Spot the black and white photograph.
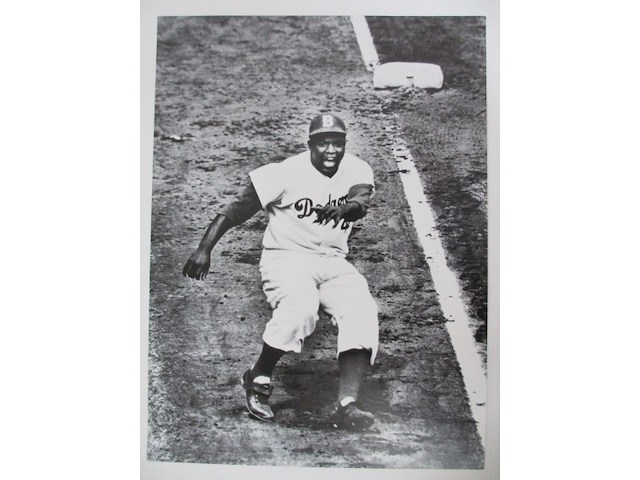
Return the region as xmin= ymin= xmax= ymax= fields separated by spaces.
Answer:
xmin=7 ymin=1 xmax=640 ymax=479
xmin=143 ymin=6 xmax=496 ymax=475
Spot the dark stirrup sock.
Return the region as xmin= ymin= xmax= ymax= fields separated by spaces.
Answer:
xmin=338 ymin=348 xmax=371 ymax=403
xmin=250 ymin=342 xmax=286 ymax=380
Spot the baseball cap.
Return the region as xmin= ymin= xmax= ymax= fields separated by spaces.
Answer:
xmin=309 ymin=113 xmax=347 ymax=137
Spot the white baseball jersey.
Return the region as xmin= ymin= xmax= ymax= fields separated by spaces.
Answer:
xmin=249 ymin=151 xmax=374 ymax=258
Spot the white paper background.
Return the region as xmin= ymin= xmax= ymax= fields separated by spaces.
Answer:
xmin=2 ymin=0 xmax=639 ymax=479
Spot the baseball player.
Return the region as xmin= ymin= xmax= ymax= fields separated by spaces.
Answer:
xmin=183 ymin=113 xmax=379 ymax=430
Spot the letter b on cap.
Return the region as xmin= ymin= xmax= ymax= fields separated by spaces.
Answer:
xmin=309 ymin=113 xmax=347 ymax=137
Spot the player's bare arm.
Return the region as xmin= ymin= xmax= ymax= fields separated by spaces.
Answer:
xmin=182 ymin=215 xmax=232 ymax=280
xmin=183 ymin=182 xmax=261 ymax=280
xmin=313 ymin=183 xmax=374 ymax=227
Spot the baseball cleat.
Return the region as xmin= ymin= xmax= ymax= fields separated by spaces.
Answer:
xmin=329 ymin=402 xmax=375 ymax=431
xmin=241 ymin=370 xmax=274 ymax=422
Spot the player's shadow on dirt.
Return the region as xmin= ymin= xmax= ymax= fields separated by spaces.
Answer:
xmin=270 ymin=357 xmax=396 ymax=431
xmin=233 ymin=315 xmax=409 ymax=430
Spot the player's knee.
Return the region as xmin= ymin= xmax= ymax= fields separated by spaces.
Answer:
xmin=336 ymin=301 xmax=378 ymax=335
xmin=366 ymin=297 xmax=378 ymax=319
xmin=364 ymin=311 xmax=379 ymax=338
xmin=357 ymin=296 xmax=379 ymax=325
xmin=278 ymin=298 xmax=319 ymax=324
xmin=361 ymin=300 xmax=379 ymax=341
xmin=291 ymin=302 xmax=320 ymax=323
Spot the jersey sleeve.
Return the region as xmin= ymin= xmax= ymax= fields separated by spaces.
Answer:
xmin=361 ymin=163 xmax=375 ymax=188
xmin=353 ymin=157 xmax=375 ymax=190
xmin=248 ymin=162 xmax=287 ymax=208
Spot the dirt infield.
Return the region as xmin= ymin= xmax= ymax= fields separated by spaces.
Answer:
xmin=147 ymin=16 xmax=486 ymax=468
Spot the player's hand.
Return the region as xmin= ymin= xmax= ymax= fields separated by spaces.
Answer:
xmin=312 ymin=205 xmax=351 ymax=228
xmin=182 ymin=248 xmax=211 ymax=280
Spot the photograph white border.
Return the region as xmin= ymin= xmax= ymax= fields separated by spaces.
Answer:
xmin=140 ymin=1 xmax=499 ymax=478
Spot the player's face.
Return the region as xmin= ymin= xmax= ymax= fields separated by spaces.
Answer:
xmin=309 ymin=134 xmax=347 ymax=177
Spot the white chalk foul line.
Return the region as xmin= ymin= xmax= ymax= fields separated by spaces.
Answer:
xmin=386 ymin=120 xmax=487 ymax=446
xmin=350 ymin=16 xmax=380 ymax=72
xmin=350 ymin=16 xmax=487 ymax=447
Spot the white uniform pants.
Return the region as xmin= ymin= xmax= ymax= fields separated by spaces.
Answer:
xmin=259 ymin=250 xmax=379 ymax=364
